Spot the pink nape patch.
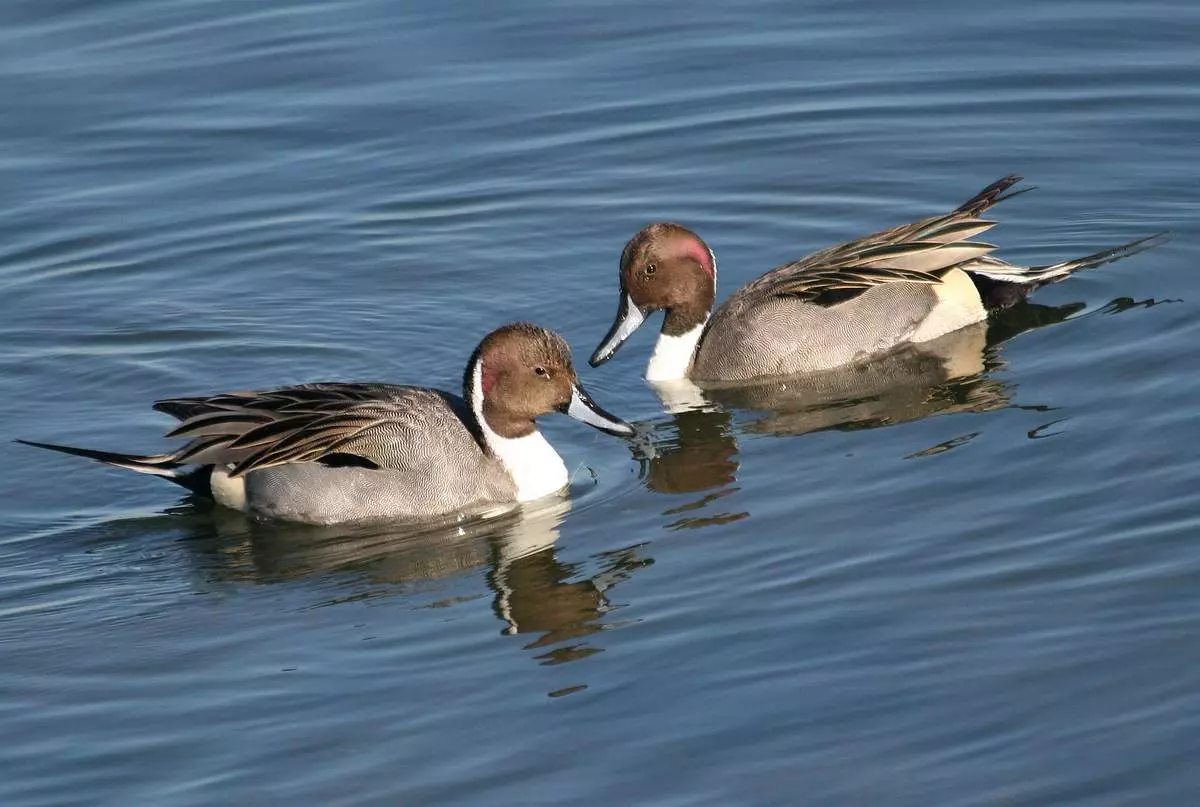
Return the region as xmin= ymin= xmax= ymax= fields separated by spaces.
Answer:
xmin=680 ymin=238 xmax=714 ymax=278
xmin=480 ymin=362 xmax=498 ymax=397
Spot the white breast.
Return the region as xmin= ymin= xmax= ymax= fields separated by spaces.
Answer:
xmin=486 ymin=429 xmax=569 ymax=502
xmin=646 ymin=320 xmax=707 ymax=381
xmin=469 ymin=362 xmax=569 ymax=502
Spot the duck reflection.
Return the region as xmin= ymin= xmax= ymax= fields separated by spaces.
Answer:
xmin=703 ymin=320 xmax=1005 ymax=436
xmin=638 ymin=300 xmax=1086 ymax=501
xmin=489 ymin=532 xmax=651 ymax=665
xmin=180 ymin=497 xmax=651 ymax=668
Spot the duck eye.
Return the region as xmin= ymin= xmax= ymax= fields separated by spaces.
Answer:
xmin=644 ymin=263 xmax=657 ymax=276
xmin=534 ymin=366 xmax=549 ymax=377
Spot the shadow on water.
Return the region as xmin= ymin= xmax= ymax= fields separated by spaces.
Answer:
xmin=636 ymin=299 xmax=1100 ymax=508
xmin=66 ymin=495 xmax=653 ymax=675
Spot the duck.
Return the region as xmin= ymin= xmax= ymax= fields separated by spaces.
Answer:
xmin=18 ymin=323 xmax=635 ymax=525
xmin=589 ymin=175 xmax=1165 ymax=382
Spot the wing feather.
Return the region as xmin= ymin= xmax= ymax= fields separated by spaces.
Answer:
xmin=739 ymin=176 xmax=1029 ymax=307
xmin=147 ymin=384 xmax=460 ymax=475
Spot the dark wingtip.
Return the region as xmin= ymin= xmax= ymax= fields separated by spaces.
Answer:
xmin=956 ymin=175 xmax=1031 ymax=216
xmin=992 ymin=184 xmax=1037 ymax=206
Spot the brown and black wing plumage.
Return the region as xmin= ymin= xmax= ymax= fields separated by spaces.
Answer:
xmin=739 ymin=175 xmax=1025 ymax=307
xmin=153 ymin=383 xmax=475 ymax=477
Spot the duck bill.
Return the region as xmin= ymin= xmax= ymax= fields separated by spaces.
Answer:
xmin=589 ymin=292 xmax=646 ymax=367
xmin=564 ymin=384 xmax=635 ymax=437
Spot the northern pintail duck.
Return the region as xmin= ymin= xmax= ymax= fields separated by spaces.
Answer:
xmin=19 ymin=323 xmax=634 ymax=524
xmin=590 ymin=176 xmax=1164 ymax=382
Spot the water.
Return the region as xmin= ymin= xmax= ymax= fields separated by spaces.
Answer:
xmin=2 ymin=0 xmax=1198 ymax=803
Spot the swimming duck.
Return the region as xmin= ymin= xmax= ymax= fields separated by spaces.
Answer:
xmin=590 ymin=176 xmax=1163 ymax=382
xmin=20 ymin=323 xmax=634 ymax=524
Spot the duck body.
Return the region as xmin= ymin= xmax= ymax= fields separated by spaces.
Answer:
xmin=178 ymin=384 xmax=521 ymax=523
xmin=690 ymin=269 xmax=980 ymax=380
xmin=20 ymin=324 xmax=633 ymax=525
xmin=591 ymin=176 xmax=1165 ymax=383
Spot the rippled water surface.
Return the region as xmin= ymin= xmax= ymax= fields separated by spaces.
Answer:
xmin=2 ymin=0 xmax=1198 ymax=804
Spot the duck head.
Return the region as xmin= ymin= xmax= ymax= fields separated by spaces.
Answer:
xmin=590 ymin=223 xmax=716 ymax=368
xmin=467 ymin=323 xmax=634 ymax=440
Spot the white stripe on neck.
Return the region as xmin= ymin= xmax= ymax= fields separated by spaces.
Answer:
xmin=470 ymin=362 xmax=568 ymax=502
xmin=646 ymin=318 xmax=707 ymax=382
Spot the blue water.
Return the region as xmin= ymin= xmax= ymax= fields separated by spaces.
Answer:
xmin=2 ymin=0 xmax=1198 ymax=804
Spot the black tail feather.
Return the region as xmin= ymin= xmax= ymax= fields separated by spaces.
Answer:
xmin=15 ymin=438 xmax=175 ymax=469
xmin=1031 ymin=231 xmax=1171 ymax=278
xmin=971 ymin=230 xmax=1170 ymax=311
xmin=14 ymin=439 xmax=214 ymax=498
xmin=971 ymin=275 xmax=1033 ymax=311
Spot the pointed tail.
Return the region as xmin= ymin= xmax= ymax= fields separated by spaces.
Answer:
xmin=966 ymin=231 xmax=1169 ymax=287
xmin=1024 ymin=231 xmax=1170 ymax=285
xmin=15 ymin=439 xmax=184 ymax=478
xmin=15 ymin=439 xmax=217 ymax=497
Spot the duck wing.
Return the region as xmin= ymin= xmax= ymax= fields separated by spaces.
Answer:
xmin=739 ymin=175 xmax=1028 ymax=307
xmin=153 ymin=383 xmax=473 ymax=477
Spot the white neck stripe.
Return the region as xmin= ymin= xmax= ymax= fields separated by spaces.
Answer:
xmin=646 ymin=317 xmax=707 ymax=382
xmin=470 ymin=362 xmax=568 ymax=502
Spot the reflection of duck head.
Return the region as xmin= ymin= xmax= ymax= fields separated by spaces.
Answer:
xmin=191 ymin=498 xmax=651 ymax=668
xmin=488 ymin=512 xmax=652 ymax=665
xmin=640 ymin=408 xmax=739 ymax=495
xmin=638 ymin=300 xmax=1085 ymax=496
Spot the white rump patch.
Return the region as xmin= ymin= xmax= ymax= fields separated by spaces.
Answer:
xmin=909 ymin=268 xmax=987 ymax=343
xmin=210 ymin=466 xmax=248 ymax=512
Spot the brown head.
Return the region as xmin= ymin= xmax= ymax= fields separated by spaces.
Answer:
xmin=590 ymin=222 xmax=716 ymax=367
xmin=464 ymin=322 xmax=634 ymax=441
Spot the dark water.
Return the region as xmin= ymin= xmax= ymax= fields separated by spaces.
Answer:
xmin=2 ymin=0 xmax=1198 ymax=803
